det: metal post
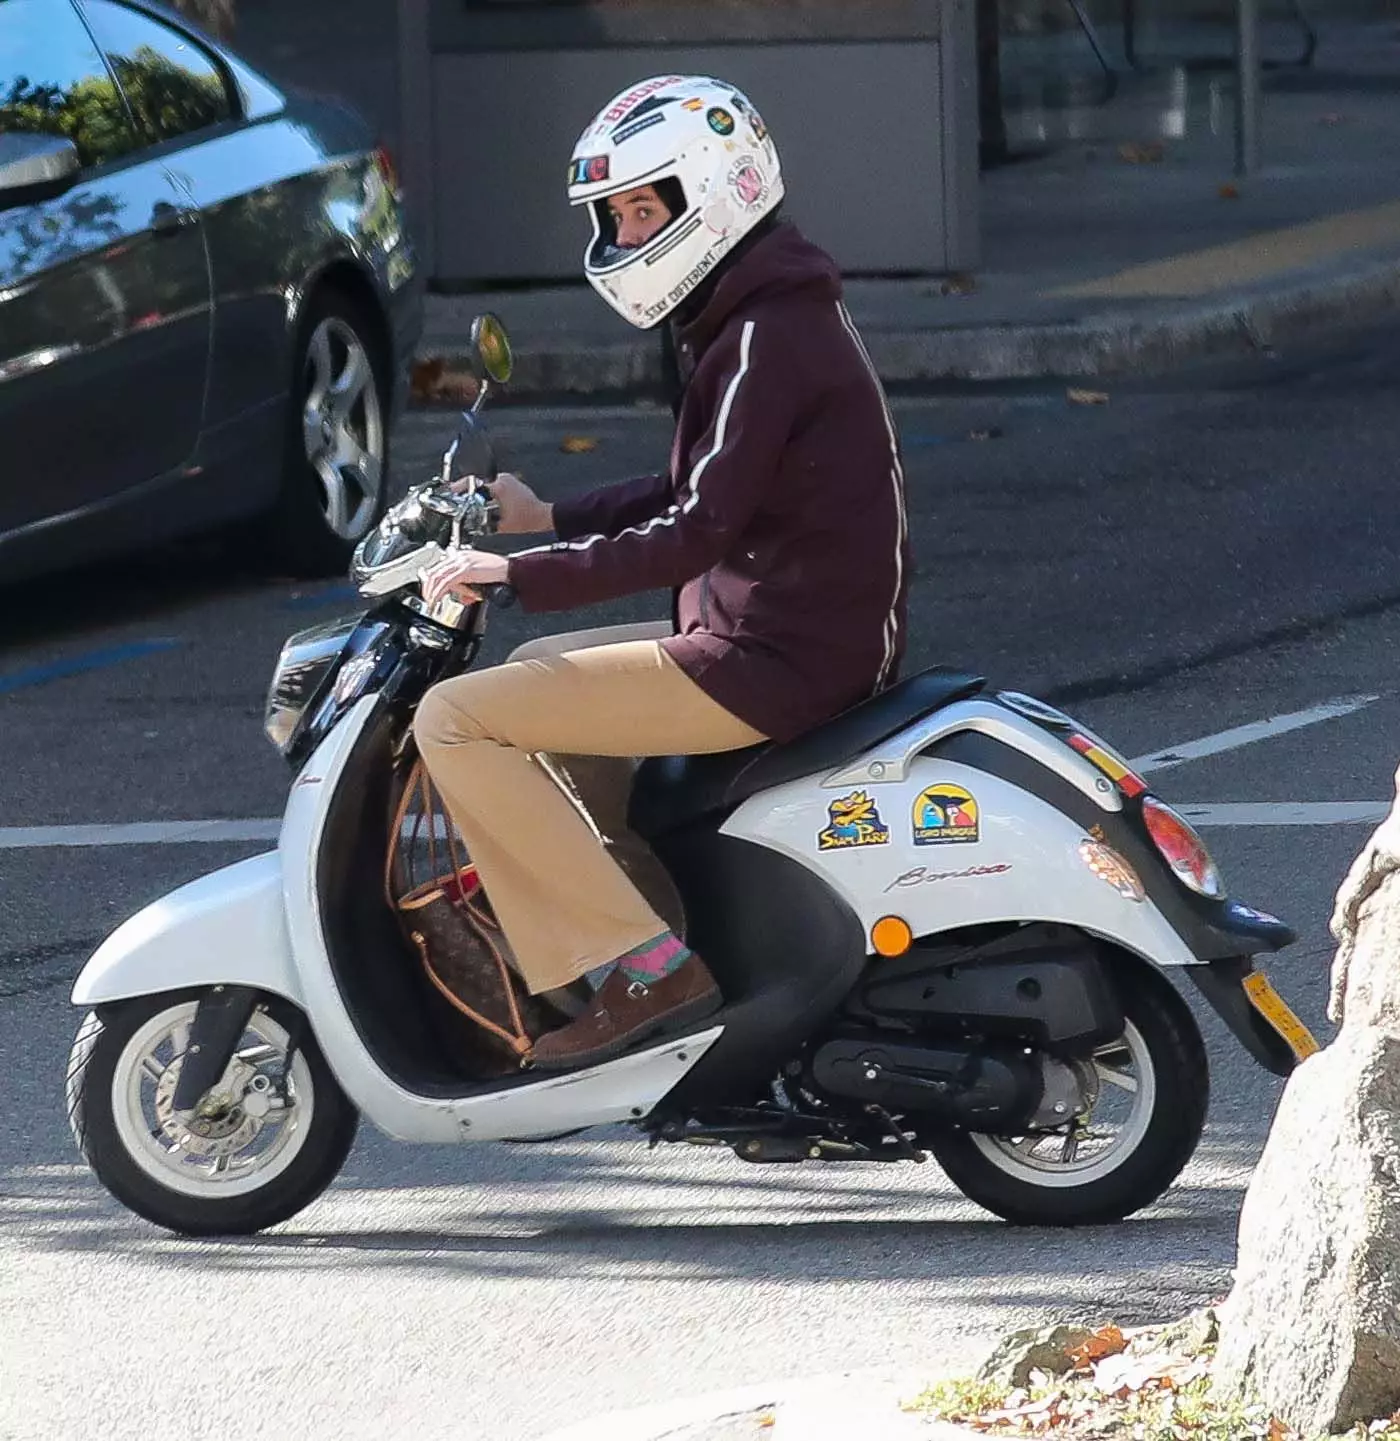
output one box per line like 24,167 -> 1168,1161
1235,0 -> 1261,174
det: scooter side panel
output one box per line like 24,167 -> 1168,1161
450,1026 -> 725,1142
720,757 -> 1199,969
70,851 -> 304,1008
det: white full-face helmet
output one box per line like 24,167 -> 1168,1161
567,75 -> 784,329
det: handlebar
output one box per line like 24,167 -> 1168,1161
351,403 -> 508,608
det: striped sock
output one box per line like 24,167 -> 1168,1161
618,931 -> 692,984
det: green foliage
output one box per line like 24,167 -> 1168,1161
0,45 -> 227,170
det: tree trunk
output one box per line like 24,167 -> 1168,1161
1213,769 -> 1400,1435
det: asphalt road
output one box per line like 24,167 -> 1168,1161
4,324 -> 1400,1440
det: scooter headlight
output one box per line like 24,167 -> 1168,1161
264,617 -> 361,755
1141,796 -> 1224,899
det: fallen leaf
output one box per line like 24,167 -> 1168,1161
1069,1323 -> 1126,1370
410,358 -> 481,405
1320,111 -> 1348,125
1066,388 -> 1110,407
758,1411 -> 776,1429
1268,1418 -> 1290,1441
560,435 -> 599,454
1118,140 -> 1165,164
968,426 -> 1003,441
944,271 -> 978,296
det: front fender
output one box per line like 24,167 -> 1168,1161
71,851 -> 302,1009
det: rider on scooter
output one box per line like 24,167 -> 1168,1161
414,75 -> 910,1070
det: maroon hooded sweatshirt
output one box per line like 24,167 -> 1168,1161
507,222 -> 910,744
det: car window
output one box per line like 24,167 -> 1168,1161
0,0 -> 142,168
78,0 -> 233,145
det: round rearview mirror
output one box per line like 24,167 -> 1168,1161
470,313 -> 513,387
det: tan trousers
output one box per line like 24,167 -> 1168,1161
413,623 -> 766,994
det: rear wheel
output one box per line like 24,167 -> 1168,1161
926,964 -> 1208,1226
267,289 -> 390,575
67,990 -> 358,1236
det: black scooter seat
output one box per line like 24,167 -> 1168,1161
629,666 -> 986,840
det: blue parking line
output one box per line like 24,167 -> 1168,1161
283,583 -> 363,612
0,639 -> 181,696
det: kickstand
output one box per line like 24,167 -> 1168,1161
865,1104 -> 927,1162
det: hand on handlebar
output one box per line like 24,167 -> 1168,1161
448,472 -> 553,535
419,549 -> 510,607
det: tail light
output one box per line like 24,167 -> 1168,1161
1141,797 -> 1224,899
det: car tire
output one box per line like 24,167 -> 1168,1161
267,287 -> 392,577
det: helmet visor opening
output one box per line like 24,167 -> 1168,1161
587,176 -> 688,273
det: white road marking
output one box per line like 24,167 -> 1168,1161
1131,694 -> 1381,774
0,820 -> 280,849
1178,802 -> 1389,828
0,801 -> 1389,850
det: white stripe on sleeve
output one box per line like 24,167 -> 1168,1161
513,321 -> 758,558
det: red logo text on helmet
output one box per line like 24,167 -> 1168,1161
592,76 -> 687,133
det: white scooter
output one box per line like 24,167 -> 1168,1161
66,316 -> 1318,1237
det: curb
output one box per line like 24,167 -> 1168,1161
415,252 -> 1400,400
539,1367 -> 978,1441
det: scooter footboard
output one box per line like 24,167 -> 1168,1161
71,851 -> 303,1009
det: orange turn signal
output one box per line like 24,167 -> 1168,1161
872,915 -> 913,958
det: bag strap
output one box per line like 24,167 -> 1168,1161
407,908 -> 532,1056
387,758 -> 532,1053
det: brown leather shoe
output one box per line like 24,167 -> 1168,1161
528,954 -> 722,1071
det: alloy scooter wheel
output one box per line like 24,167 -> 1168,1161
67,989 -> 358,1237
925,962 -> 1209,1226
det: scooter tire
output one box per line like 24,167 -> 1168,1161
67,990 -> 359,1237
926,963 -> 1209,1227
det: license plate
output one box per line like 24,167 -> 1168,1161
1242,972 -> 1321,1062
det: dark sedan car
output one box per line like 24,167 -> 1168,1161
0,0 -> 423,578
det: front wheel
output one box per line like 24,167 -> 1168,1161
926,963 -> 1208,1226
67,990 -> 358,1236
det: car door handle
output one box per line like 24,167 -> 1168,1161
151,200 -> 197,236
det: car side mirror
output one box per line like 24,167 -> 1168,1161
0,134 -> 81,208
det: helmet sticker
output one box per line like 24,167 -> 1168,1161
681,97 -> 704,111
640,246 -> 721,324
729,92 -> 768,142
569,154 -> 610,186
612,110 -> 668,145
703,198 -> 736,235
594,76 -> 687,133
728,158 -> 767,209
707,107 -> 735,135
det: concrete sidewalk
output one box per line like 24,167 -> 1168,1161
411,20 -> 1400,398
541,1366 -> 971,1441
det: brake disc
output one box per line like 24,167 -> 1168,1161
155,1060 -> 262,1158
